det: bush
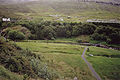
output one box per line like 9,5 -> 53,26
91,33 -> 108,41
30,58 -> 58,80
8,30 -> 25,41
5,56 -> 35,76
0,65 -> 23,80
91,26 -> 120,44
29,34 -> 37,40
36,26 -> 56,40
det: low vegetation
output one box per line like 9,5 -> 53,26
0,37 -> 58,80
0,65 -> 23,80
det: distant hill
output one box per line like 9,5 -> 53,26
0,0 -> 120,22
1,0 -> 120,4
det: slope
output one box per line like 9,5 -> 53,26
0,0 -> 120,22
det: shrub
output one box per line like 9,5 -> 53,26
29,34 -> 37,40
30,58 -> 54,79
0,65 -> 23,80
8,30 -> 25,41
91,33 -> 108,41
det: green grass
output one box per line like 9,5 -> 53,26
40,35 -> 90,43
16,40 -> 120,80
16,41 -> 84,55
16,41 -> 97,80
87,56 -> 120,80
87,46 -> 120,57
41,53 -> 96,80
86,46 -> 120,80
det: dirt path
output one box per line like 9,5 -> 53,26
82,47 -> 101,80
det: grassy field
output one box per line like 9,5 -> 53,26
16,41 -> 97,80
42,53 -> 96,80
87,46 -> 120,57
16,41 -> 84,54
16,40 -> 120,80
86,46 -> 120,80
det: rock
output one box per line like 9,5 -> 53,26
67,16 -> 71,19
74,77 -> 78,80
89,54 -> 93,57
59,18 -> 64,21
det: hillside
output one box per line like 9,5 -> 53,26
0,0 -> 120,22
0,0 -> 120,80
0,37 -> 56,80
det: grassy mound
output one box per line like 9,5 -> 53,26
0,37 -> 58,80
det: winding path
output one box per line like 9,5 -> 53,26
82,47 -> 101,80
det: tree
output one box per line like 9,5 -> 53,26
81,23 -> 96,35
55,26 -> 67,37
91,26 -> 120,44
91,33 -> 107,41
36,26 -> 56,40
8,30 -> 25,41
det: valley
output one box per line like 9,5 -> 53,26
0,0 -> 120,80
